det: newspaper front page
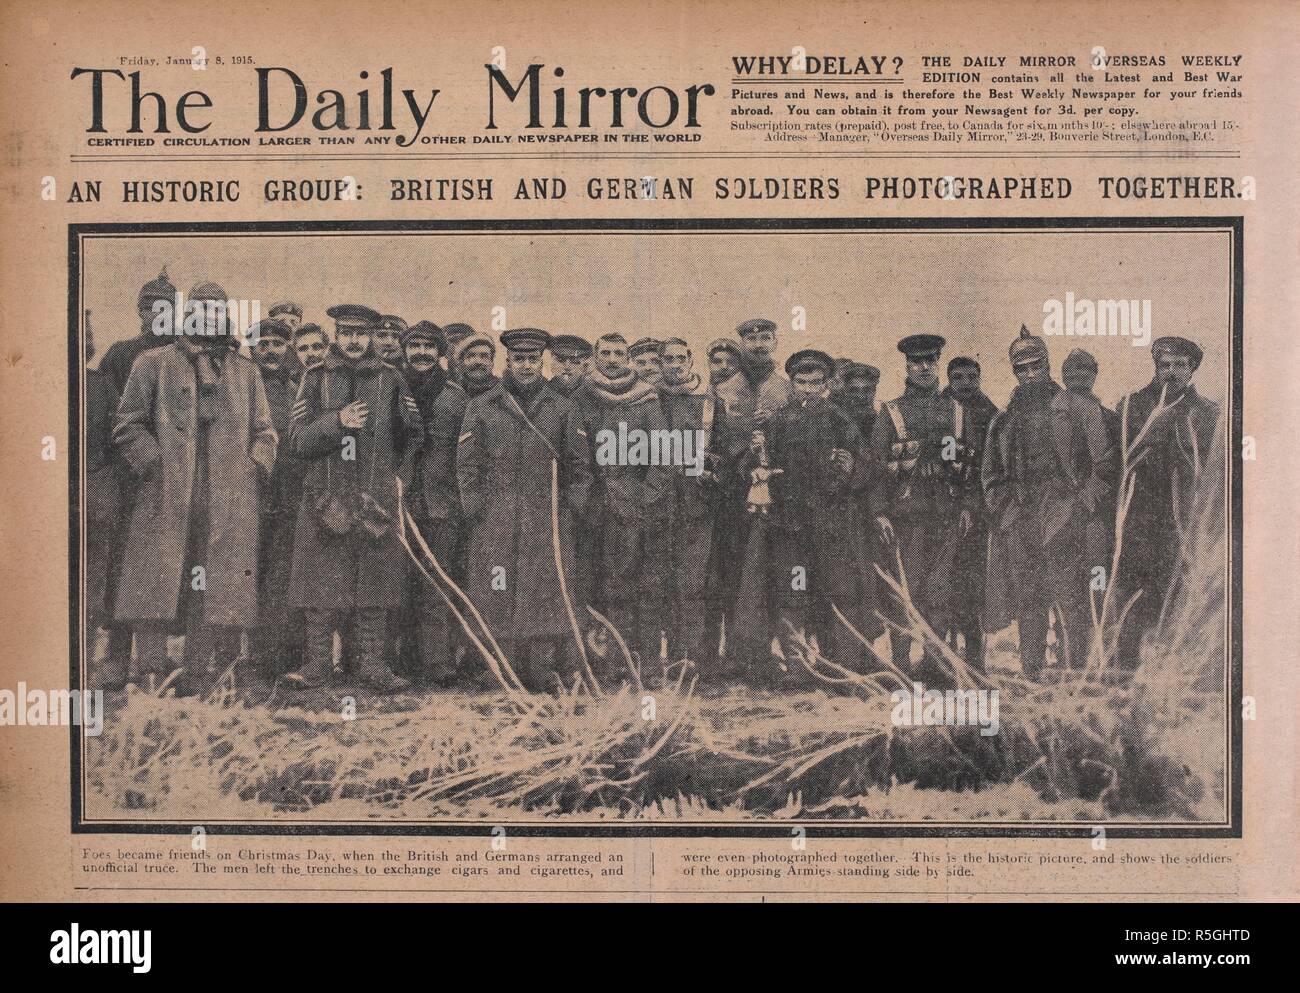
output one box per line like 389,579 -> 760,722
0,0 -> 1295,906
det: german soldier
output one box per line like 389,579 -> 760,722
248,318 -> 305,676
458,329 -> 592,691
868,334 -> 975,678
293,323 -> 329,372
374,315 -> 408,368
657,337 -> 722,665
113,282 -> 277,692
943,356 -> 999,670
983,328 -> 1116,677
399,320 -> 470,686
575,333 -> 673,670
84,315 -> 123,687
1113,336 -> 1219,670
285,304 -> 423,693
710,319 -> 793,670
739,349 -> 875,680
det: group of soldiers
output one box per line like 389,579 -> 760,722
84,267 -> 1220,695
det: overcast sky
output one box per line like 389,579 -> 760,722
81,228 -> 1232,409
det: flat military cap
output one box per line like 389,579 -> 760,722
500,327 -> 551,353
551,334 -> 592,358
403,320 -> 443,348
629,337 -> 663,359
379,314 -> 408,334
325,304 -> 381,329
249,318 -> 291,342
268,301 -> 302,319
897,334 -> 946,359
736,317 -> 778,339
1151,335 -> 1203,370
138,267 -> 176,309
1008,324 -> 1049,367
844,361 -> 881,383
785,348 -> 835,378
442,322 -> 475,345
707,338 -> 742,359
453,330 -> 495,364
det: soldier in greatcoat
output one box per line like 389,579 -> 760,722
574,333 -> 673,671
983,329 -> 1117,677
942,356 -> 999,670
457,329 -> 592,692
1113,335 -> 1219,670
399,320 -> 470,686
113,282 -> 277,692
284,304 -> 423,693
248,318 -> 304,676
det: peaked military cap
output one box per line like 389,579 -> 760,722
500,327 -> 551,353
551,334 -> 592,358
379,314 -> 408,334
250,318 -> 291,342
325,304 -> 381,329
629,337 -> 663,359
844,361 -> 881,383
268,301 -> 302,319
897,334 -> 946,359
403,320 -> 443,348
785,348 -> 835,378
1151,336 -> 1204,370
736,317 -> 778,339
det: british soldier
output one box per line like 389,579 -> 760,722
267,301 -> 303,336
710,319 -> 793,670
113,282 -> 277,693
657,337 -> 721,665
248,318 -> 305,676
399,320 -> 469,686
548,334 -> 592,398
943,356 -> 999,670
374,314 -> 408,368
1113,335 -> 1219,670
738,349 -> 875,680
983,328 -> 1116,677
284,304 -> 423,693
575,333 -> 673,669
630,337 -> 664,386
457,329 -> 592,692
868,334 -> 976,678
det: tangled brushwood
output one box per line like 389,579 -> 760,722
85,428 -> 1227,823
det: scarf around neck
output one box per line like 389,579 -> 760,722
584,366 -> 659,407
738,350 -> 776,386
660,372 -> 705,397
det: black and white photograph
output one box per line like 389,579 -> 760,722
71,219 -> 1238,832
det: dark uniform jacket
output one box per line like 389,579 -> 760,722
286,345 -> 423,612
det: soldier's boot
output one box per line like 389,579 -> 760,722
415,619 -> 454,689
286,610 -> 336,689
1017,612 -> 1049,681
354,608 -> 410,694
91,619 -> 127,691
105,626 -> 134,687
132,625 -> 170,689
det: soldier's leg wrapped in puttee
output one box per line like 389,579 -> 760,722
293,608 -> 337,687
